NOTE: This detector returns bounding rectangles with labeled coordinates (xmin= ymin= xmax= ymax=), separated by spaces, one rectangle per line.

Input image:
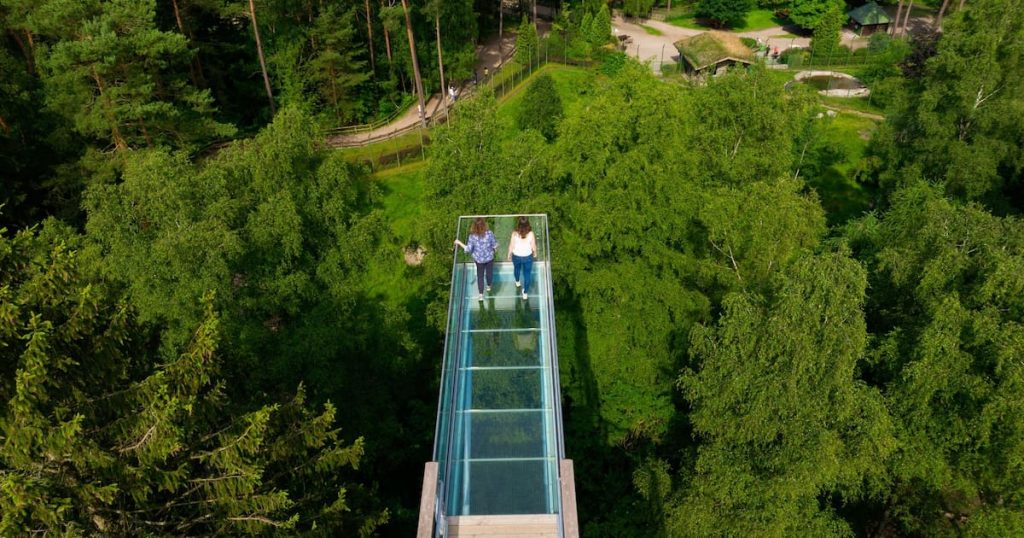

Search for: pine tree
xmin=810 ymin=4 xmax=844 ymax=59
xmin=517 ymin=74 xmax=563 ymax=140
xmin=515 ymin=15 xmax=539 ymax=66
xmin=589 ymin=4 xmax=612 ymax=45
xmin=307 ymin=5 xmax=371 ymax=122
xmin=0 ymin=222 xmax=386 ymax=534
xmin=38 ymin=0 xmax=233 ymax=150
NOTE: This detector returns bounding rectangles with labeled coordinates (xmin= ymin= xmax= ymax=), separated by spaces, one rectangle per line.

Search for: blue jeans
xmin=512 ymin=255 xmax=533 ymax=294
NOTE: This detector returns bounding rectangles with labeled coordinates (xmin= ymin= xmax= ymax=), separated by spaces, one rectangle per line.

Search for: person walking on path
xmin=455 ymin=218 xmax=498 ymax=301
xmin=507 ymin=216 xmax=537 ymax=301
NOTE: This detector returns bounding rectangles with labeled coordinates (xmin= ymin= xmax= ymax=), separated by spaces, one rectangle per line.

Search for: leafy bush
xmin=623 ymin=0 xmax=657 ymax=17
xmin=660 ymin=62 xmax=681 ymax=76
xmin=516 ymin=74 xmax=564 ymax=141
xmin=741 ymin=37 xmax=759 ymax=50
xmin=597 ymin=49 xmax=628 ymax=76
xmin=780 ymin=47 xmax=809 ymax=66
xmin=696 ymin=0 xmax=754 ymax=28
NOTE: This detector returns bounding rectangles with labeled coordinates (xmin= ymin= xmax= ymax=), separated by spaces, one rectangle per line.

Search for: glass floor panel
xmin=466 ymin=368 xmax=544 ymax=410
xmin=464 ymin=459 xmax=558 ymax=515
xmin=464 ymin=330 xmax=543 ymax=367
xmin=466 ymin=410 xmax=548 ymax=459
xmin=434 ymin=216 xmax=562 ymax=522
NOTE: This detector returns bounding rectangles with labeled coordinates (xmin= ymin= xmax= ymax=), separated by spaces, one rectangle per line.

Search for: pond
xmin=789 ymin=70 xmax=870 ymax=97
xmin=800 ymin=75 xmax=865 ymax=91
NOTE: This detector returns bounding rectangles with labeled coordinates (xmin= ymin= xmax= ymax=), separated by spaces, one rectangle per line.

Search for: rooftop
xmin=848 ymin=2 xmax=892 ymax=25
xmin=674 ymin=31 xmax=756 ymax=71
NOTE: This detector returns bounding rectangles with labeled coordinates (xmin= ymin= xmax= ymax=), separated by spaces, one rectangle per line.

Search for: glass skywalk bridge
xmin=417 ymin=215 xmax=578 ymax=538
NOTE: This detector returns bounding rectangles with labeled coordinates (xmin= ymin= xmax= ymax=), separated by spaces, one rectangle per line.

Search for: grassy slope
xmin=494 ymin=64 xmax=594 ymax=140
xmin=364 ymin=162 xmax=430 ymax=303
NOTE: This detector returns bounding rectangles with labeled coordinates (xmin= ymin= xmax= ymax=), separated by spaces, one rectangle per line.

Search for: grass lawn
xmin=667 ymin=9 xmax=787 ymax=32
xmin=494 ymin=64 xmax=594 ymax=140
xmin=365 ymin=162 xmax=431 ymax=303
xmin=806 ymin=112 xmax=879 ymax=225
xmin=639 ymin=24 xmax=664 ymax=36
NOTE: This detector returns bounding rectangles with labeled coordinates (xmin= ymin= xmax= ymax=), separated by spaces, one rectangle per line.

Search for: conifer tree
xmin=307 ymin=5 xmax=371 ymax=122
xmin=515 ymin=15 xmax=539 ymax=66
xmin=38 ymin=0 xmax=233 ymax=150
xmin=0 ymin=223 xmax=386 ymax=535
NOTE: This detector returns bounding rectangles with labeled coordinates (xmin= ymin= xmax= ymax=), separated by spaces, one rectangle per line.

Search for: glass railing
xmin=432 ymin=215 xmax=565 ymax=532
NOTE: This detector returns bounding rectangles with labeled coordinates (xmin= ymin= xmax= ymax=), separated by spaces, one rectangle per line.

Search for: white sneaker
xmin=515 ymin=280 xmax=521 ymax=288
xmin=478 ymin=293 xmax=484 ymax=301
xmin=486 ymin=286 xmax=492 ymax=293
xmin=522 ymin=291 xmax=528 ymax=300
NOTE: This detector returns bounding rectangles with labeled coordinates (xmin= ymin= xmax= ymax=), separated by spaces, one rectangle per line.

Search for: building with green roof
xmin=673 ymin=31 xmax=755 ymax=76
xmin=847 ymin=1 xmax=892 ymax=35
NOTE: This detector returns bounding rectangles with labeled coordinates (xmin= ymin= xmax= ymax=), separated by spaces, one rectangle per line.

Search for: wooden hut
xmin=847 ymin=2 xmax=892 ymax=35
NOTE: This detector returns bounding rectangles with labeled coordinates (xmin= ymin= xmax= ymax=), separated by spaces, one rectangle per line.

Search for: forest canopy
xmin=2 ymin=0 xmax=1024 ymax=535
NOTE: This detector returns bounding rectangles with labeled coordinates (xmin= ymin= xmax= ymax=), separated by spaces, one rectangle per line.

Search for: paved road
xmin=612 ymin=11 xmax=934 ymax=72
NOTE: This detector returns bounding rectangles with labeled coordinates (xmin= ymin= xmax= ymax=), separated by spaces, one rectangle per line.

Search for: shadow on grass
xmin=806 ymin=167 xmax=876 ymax=226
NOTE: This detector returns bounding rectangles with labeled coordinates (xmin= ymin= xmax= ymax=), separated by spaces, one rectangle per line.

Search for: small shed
xmin=847 ymin=2 xmax=892 ymax=35
xmin=673 ymin=31 xmax=755 ymax=76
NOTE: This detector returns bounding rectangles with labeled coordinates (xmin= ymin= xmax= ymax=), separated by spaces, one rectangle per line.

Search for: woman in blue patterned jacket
xmin=454 ymin=217 xmax=498 ymax=301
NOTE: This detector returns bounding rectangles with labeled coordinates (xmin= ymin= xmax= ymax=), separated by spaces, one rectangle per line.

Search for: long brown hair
xmin=470 ymin=217 xmax=489 ymax=237
xmin=516 ymin=216 xmax=532 ymax=238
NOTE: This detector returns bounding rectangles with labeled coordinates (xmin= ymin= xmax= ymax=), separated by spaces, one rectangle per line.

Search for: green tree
xmin=789 ymin=0 xmax=844 ymax=30
xmin=517 ymin=74 xmax=564 ymax=140
xmin=868 ymin=0 xmax=1024 ymax=208
xmin=846 ymin=181 xmax=1024 ymax=535
xmin=0 ymin=223 xmax=385 ymax=535
xmin=688 ymin=67 xmax=815 ymax=186
xmin=515 ymin=15 xmax=539 ymax=66
xmin=588 ymin=4 xmax=612 ymax=45
xmin=675 ymin=251 xmax=895 ymax=536
xmin=38 ymin=0 xmax=233 ymax=150
xmin=623 ymin=0 xmax=657 ymax=18
xmin=810 ymin=4 xmax=844 ymax=58
xmin=696 ymin=0 xmax=753 ymax=28
xmin=306 ymin=5 xmax=371 ymax=122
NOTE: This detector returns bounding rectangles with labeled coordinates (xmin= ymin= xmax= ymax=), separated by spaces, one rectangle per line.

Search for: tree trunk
xmin=935 ymin=0 xmax=951 ymax=29
xmin=7 ymin=29 xmax=35 ymax=75
xmin=499 ymin=1 xmax=504 ymax=66
xmin=382 ymin=1 xmax=394 ymax=61
xmin=533 ymin=0 xmax=538 ymax=27
xmin=248 ymin=0 xmax=276 ymax=115
xmin=400 ymin=0 xmax=427 ymax=127
xmin=91 ymin=67 xmax=128 ymax=151
xmin=901 ymin=0 xmax=914 ymax=36
xmin=435 ymin=15 xmax=447 ymax=110
xmin=364 ymin=0 xmax=377 ymax=71
xmin=891 ymin=0 xmax=905 ymax=36
xmin=171 ymin=0 xmax=206 ymax=87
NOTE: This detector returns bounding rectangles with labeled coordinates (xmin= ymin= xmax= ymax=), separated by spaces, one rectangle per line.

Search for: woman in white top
xmin=507 ymin=216 xmax=537 ymax=300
